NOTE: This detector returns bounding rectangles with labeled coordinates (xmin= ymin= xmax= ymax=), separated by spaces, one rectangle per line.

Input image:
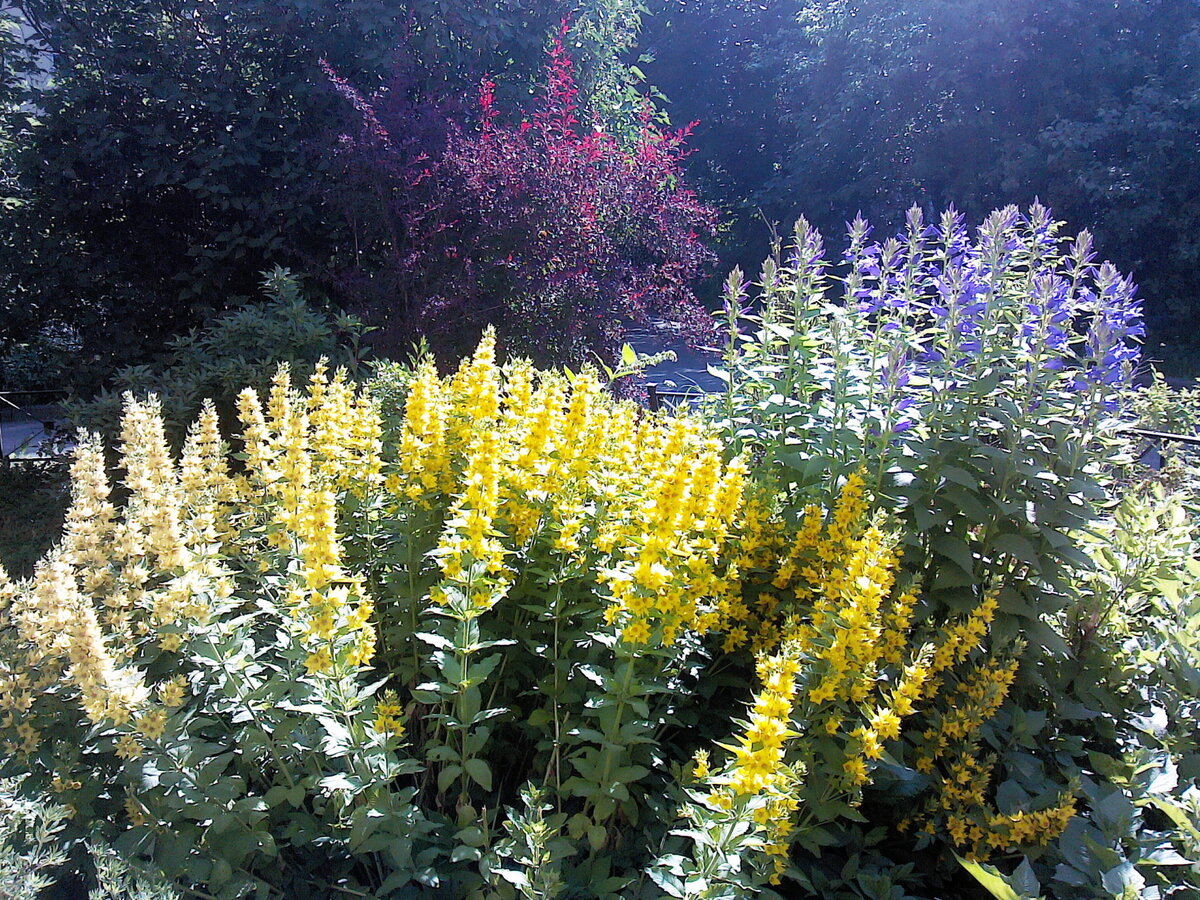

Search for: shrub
xmin=2 ymin=0 xmax=648 ymax=384
xmin=66 ymin=267 xmax=368 ymax=448
xmin=325 ymin=25 xmax=717 ymax=366
xmin=0 ymin=461 xmax=69 ymax=580
xmin=1038 ymin=483 xmax=1200 ymax=900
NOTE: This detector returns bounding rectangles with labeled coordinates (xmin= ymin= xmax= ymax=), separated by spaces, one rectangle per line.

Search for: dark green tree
xmin=646 ymin=0 xmax=1200 ymax=343
xmin=0 ymin=0 xmax=649 ymax=390
xmin=2 ymin=0 xmax=406 ymax=384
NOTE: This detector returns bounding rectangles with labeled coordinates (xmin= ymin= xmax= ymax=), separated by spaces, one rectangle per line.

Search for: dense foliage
xmin=5 ymin=0 xmax=1200 ymax=894
xmin=8 ymin=0 xmax=1200 ymax=380
xmin=0 ymin=327 xmax=1066 ymax=898
xmin=4 ymin=223 xmax=1200 ymax=897
xmin=643 ymin=0 xmax=1200 ymax=343
xmin=704 ymin=205 xmax=1200 ymax=898
xmin=325 ymin=25 xmax=715 ymax=364
xmin=1 ymin=0 xmax=396 ymax=377
xmin=715 ymin=203 xmax=1142 ymax=649
xmin=0 ymin=0 xmax=655 ymax=385
xmin=65 ymin=268 xmax=369 ymax=448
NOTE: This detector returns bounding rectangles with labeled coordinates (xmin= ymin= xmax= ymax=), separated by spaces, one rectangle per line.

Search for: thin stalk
xmin=203 ymin=630 xmax=297 ymax=790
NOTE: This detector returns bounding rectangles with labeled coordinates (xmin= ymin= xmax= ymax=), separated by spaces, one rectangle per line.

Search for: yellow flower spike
xmin=61 ymin=433 xmax=117 ymax=572
xmin=236 ymin=387 xmax=274 ymax=480
xmin=266 ymin=364 xmax=293 ymax=430
xmin=118 ymin=395 xmax=187 ymax=571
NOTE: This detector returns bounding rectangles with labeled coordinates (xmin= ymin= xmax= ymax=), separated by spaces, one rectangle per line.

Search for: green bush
xmin=0 ymin=776 xmax=180 ymax=900
xmin=4 ymin=207 xmax=1200 ymax=900
xmin=66 ymin=268 xmax=367 ymax=447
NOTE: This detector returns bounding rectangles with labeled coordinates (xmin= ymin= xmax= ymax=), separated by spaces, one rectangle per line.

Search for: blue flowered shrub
xmin=709 ymin=203 xmax=1172 ymax=898
xmin=714 ymin=202 xmax=1143 ymax=638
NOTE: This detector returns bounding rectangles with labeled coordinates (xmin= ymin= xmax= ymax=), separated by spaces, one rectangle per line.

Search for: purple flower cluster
xmin=832 ymin=203 xmax=1144 ymax=426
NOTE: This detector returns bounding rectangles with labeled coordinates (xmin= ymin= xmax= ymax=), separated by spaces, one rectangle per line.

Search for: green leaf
xmin=940 ymin=465 xmax=981 ymax=489
xmin=990 ymin=533 xmax=1042 ymax=570
xmin=415 ymin=631 xmax=454 ymax=650
xmin=1101 ymin=862 xmax=1140 ymax=897
xmin=455 ymin=825 xmax=485 ymax=847
xmin=437 ymin=764 xmax=462 ymax=793
xmin=450 ymin=844 xmax=482 ymax=863
xmin=464 ymin=758 xmax=493 ymax=791
xmin=1146 ymin=797 xmax=1200 ymax=842
xmin=195 ymin=752 xmax=234 ymax=789
xmin=611 ymin=765 xmax=650 ymax=783
xmin=932 ymin=534 xmax=976 ymax=574
xmin=588 ymin=823 xmax=607 ymax=851
xmin=954 ymin=854 xmax=1041 ymax=900
xmin=1012 ymin=858 xmax=1040 ymax=897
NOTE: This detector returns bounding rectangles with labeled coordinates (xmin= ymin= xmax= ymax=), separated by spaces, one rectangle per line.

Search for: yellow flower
xmin=137 ymin=708 xmax=168 ymax=740
xmin=304 ymin=647 xmax=333 ymax=675
xmin=115 ymin=733 xmax=143 ymax=760
xmin=16 ymin=722 xmax=39 ymax=753
xmin=705 ymin=790 xmax=734 ymax=811
xmin=870 ymin=707 xmax=902 ymax=741
xmin=124 ymin=796 xmax=149 ymax=827
xmin=375 ymin=713 xmax=406 ymax=738
xmin=622 ymin=619 xmax=652 ymax=645
xmin=159 ymin=632 xmax=183 ymax=652
xmin=157 ymin=675 xmax=187 ymax=708
xmin=842 ymin=755 xmax=869 ymax=787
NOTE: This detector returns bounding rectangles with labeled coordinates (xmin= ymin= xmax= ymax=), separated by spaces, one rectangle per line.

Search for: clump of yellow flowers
xmin=382 ymin=329 xmax=748 ymax=642
xmin=670 ymin=472 xmax=1063 ymax=889
xmin=372 ymin=330 xmax=750 ymax=807
xmin=0 ymin=330 xmax=756 ymax=894
xmin=900 ymin=651 xmax=1077 ymax=860
xmin=0 ymin=364 xmax=386 ymax=807
xmin=0 ymin=332 xmax=1079 ymax=899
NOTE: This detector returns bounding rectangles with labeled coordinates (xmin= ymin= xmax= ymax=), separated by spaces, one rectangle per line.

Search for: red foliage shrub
xmin=324 ymin=26 xmax=717 ymax=365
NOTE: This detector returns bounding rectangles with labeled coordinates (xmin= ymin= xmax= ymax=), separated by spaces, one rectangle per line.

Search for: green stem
xmin=588 ymin=646 xmax=639 ymax=824
xmin=204 ymin=630 xmax=297 ymax=790
xmin=456 ymin=611 xmax=474 ymax=808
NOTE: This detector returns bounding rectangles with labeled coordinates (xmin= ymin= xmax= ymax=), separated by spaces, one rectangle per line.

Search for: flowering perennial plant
xmin=0 ymin=371 xmax=405 ymax=898
xmin=702 ymin=206 xmax=1197 ymax=898
xmin=369 ymin=330 xmax=751 ymax=839
xmin=716 ymin=203 xmax=1145 ymax=666
xmin=0 ymin=327 xmax=1148 ymax=898
xmin=0 ymin=333 xmax=766 ymax=897
xmin=653 ymin=476 xmax=1047 ymax=896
